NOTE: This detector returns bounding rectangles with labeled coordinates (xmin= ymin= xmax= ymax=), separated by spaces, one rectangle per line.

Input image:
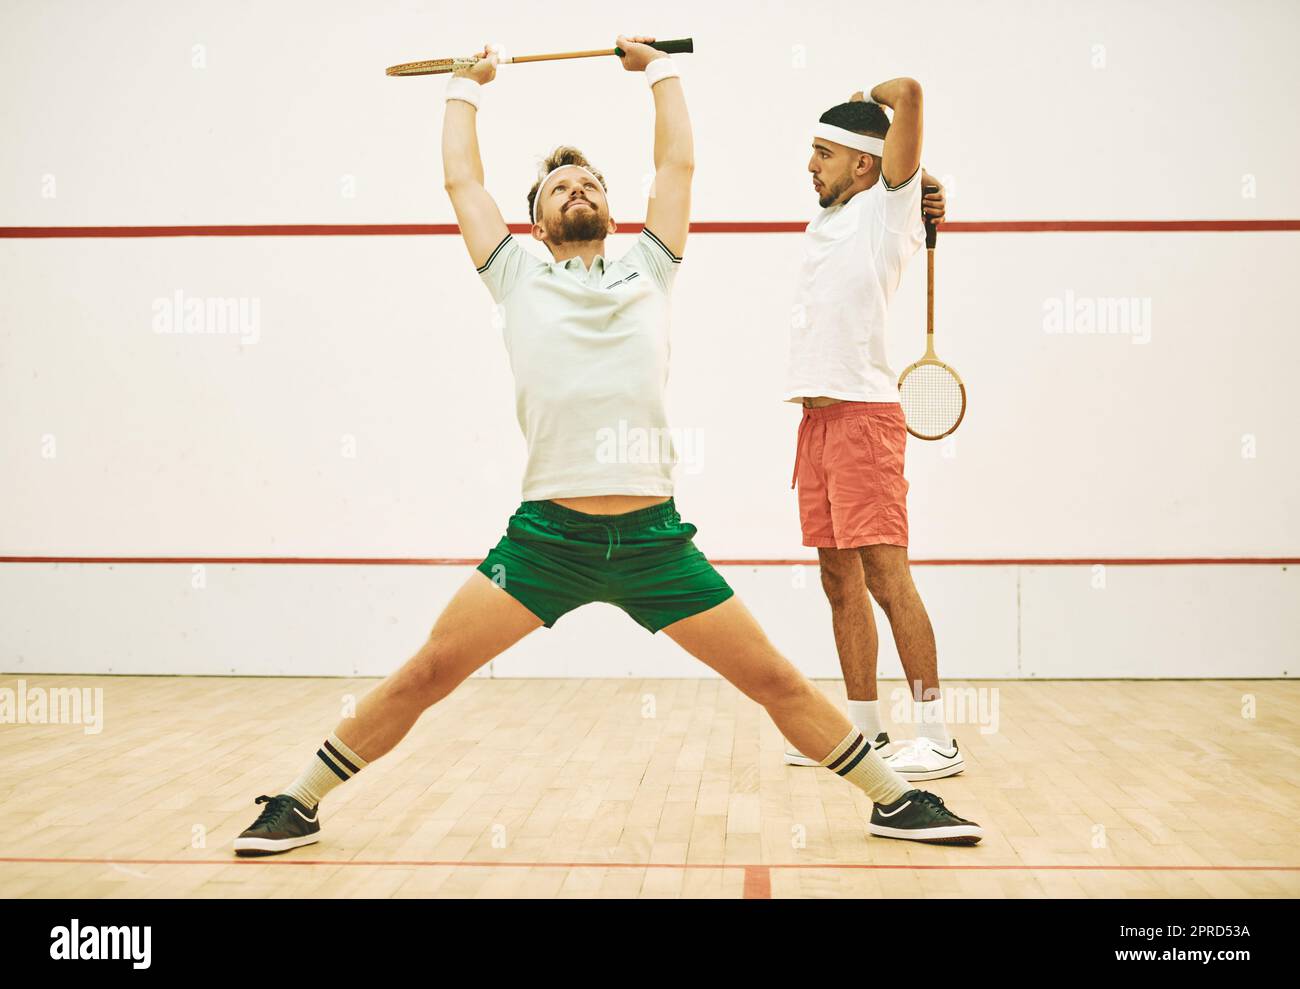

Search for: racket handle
xmin=924 ymin=185 xmax=939 ymax=249
xmin=615 ymin=38 xmax=694 ymax=57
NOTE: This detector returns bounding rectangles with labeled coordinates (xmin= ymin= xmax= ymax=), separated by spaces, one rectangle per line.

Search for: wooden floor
xmin=1 ymin=674 xmax=1297 ymax=898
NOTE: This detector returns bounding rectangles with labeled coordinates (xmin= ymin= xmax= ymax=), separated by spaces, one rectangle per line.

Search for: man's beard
xmin=818 ymin=176 xmax=852 ymax=209
xmin=548 ymin=202 xmax=607 ymax=243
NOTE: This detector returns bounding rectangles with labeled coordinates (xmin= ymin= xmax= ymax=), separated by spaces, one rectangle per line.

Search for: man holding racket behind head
xmin=784 ymin=80 xmax=964 ymax=781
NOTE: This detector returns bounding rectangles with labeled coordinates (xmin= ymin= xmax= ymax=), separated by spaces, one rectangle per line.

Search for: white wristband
xmin=446 ymin=75 xmax=481 ymax=109
xmin=645 ymin=57 xmax=679 ymax=89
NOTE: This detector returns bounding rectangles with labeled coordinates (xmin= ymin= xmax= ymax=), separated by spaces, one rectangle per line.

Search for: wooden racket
xmin=387 ymin=38 xmax=693 ymax=77
xmin=898 ymin=193 xmax=966 ymax=440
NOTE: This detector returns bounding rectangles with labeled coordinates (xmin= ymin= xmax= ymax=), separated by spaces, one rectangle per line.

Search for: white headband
xmin=813 ymin=123 xmax=885 ymax=156
xmin=532 ymin=164 xmax=602 ymax=224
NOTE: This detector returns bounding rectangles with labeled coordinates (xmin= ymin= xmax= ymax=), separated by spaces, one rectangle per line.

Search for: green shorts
xmin=476 ymin=498 xmax=735 ymax=633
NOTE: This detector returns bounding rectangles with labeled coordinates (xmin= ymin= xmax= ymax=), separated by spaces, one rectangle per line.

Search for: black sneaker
xmin=869 ymin=789 xmax=983 ymax=845
xmin=784 ymin=731 xmax=892 ymax=768
xmin=233 ymin=794 xmax=321 ymax=857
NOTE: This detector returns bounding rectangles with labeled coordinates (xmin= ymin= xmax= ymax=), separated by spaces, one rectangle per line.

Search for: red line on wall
xmin=0 ymin=224 xmax=467 ymax=238
xmin=0 ymin=556 xmax=1293 ymax=567
xmin=694 ymin=220 xmax=1300 ymax=234
xmin=0 ymin=220 xmax=1297 ymax=238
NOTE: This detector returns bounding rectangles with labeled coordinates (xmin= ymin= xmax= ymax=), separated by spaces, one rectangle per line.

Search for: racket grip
xmin=923 ymin=185 xmax=939 ymax=249
xmin=615 ymin=38 xmax=694 ymax=57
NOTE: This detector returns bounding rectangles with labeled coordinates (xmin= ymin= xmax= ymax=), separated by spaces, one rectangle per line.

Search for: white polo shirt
xmin=784 ymin=167 xmax=925 ymax=403
xmin=477 ymin=228 xmax=682 ymax=501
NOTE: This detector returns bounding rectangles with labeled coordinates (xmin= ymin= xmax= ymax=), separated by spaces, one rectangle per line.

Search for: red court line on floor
xmin=2 ymin=856 xmax=1297 ymax=872
xmin=1 ymin=556 xmax=1294 ymax=567
xmin=1 ymin=220 xmax=1297 ymax=238
xmin=743 ymin=866 xmax=772 ymax=898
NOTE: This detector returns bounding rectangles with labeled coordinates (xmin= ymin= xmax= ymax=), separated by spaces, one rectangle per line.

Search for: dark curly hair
xmin=818 ymin=101 xmax=891 ymax=140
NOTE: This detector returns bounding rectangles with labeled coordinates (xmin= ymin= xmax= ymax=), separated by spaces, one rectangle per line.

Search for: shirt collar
xmin=554 ymin=253 xmax=606 ymax=275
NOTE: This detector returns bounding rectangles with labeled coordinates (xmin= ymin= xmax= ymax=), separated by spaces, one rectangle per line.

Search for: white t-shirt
xmin=783 ymin=167 xmax=925 ymax=403
xmin=477 ymin=228 xmax=682 ymax=501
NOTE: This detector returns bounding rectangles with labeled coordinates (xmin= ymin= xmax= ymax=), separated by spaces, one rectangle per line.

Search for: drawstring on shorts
xmin=601 ymin=523 xmax=622 ymax=561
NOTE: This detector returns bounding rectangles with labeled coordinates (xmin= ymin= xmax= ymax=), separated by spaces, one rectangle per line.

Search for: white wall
xmin=2 ymin=1 xmax=1298 ymax=677
xmin=1 ymin=562 xmax=1294 ymax=678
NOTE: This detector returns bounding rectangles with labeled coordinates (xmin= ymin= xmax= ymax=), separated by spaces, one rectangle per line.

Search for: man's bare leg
xmin=661 ymin=594 xmax=981 ymax=843
xmin=815 ymin=544 xmax=958 ymax=773
xmin=859 ymin=545 xmax=961 ymax=775
xmin=235 ymin=573 xmax=543 ymax=854
xmin=817 ymin=547 xmax=881 ymax=702
xmin=859 ymin=545 xmax=938 ymax=704
xmin=336 ymin=571 xmax=545 ymax=761
xmin=662 ymin=596 xmax=907 ymax=798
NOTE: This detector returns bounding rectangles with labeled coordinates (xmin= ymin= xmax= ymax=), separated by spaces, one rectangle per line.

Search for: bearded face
xmin=536 ymin=167 xmax=611 ymax=245
xmin=545 ymin=196 xmax=609 ymax=243
xmin=816 ymin=170 xmax=856 ymax=209
xmin=810 ymin=142 xmax=877 ymax=208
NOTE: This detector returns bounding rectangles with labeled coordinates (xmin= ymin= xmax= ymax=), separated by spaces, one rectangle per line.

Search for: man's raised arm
xmin=617 ymin=35 xmax=693 ymax=258
xmin=442 ymin=45 xmax=510 ymax=267
xmin=868 ymin=77 xmax=923 ymax=189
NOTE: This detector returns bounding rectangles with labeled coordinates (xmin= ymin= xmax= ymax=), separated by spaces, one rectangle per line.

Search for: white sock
xmin=914 ymin=698 xmax=950 ymax=745
xmin=819 ymin=728 xmax=911 ymax=805
xmin=847 ymin=700 xmax=883 ymax=738
xmin=283 ymin=732 xmax=368 ymax=808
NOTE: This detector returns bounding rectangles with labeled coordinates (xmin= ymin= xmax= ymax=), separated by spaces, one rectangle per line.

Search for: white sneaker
xmin=784 ymin=731 xmax=893 ymax=768
xmin=883 ymin=736 xmax=965 ymax=781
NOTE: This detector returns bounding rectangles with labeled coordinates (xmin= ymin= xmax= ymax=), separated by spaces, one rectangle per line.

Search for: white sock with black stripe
xmin=282 ymin=732 xmax=368 ymax=809
xmin=820 ymin=728 xmax=911 ymax=805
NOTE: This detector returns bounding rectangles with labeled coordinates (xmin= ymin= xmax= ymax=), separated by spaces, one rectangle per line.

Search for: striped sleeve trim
xmin=641 ymin=227 xmax=682 ymax=264
xmin=475 ymin=235 xmax=512 ymax=274
xmin=881 ymin=164 xmax=921 ymax=193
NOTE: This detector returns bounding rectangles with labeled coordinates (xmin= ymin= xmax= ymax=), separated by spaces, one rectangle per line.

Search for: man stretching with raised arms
xmin=783 ymin=81 xmax=964 ymax=781
xmin=233 ymin=41 xmax=982 ymax=856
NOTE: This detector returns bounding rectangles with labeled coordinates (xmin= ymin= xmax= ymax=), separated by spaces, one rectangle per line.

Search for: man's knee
xmin=818 ymin=552 xmax=863 ymax=608
xmin=391 ymin=635 xmax=461 ymax=705
xmin=861 ymin=549 xmax=914 ymax=612
xmin=746 ymin=662 xmax=814 ymax=708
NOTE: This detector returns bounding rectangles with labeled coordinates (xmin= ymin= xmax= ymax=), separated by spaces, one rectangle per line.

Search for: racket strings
xmin=899 ymin=364 xmax=964 ymax=439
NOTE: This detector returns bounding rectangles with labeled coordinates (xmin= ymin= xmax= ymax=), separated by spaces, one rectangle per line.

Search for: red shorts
xmin=790 ymin=402 xmax=909 ymax=549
